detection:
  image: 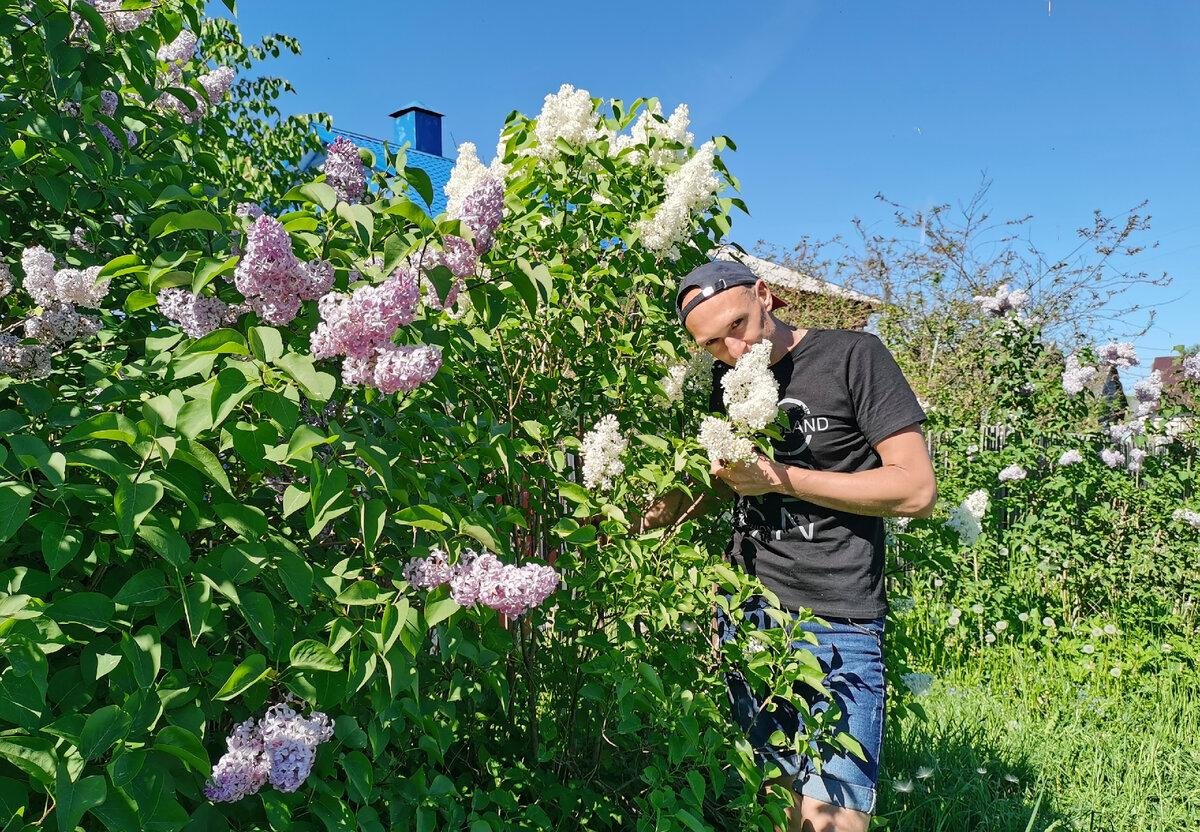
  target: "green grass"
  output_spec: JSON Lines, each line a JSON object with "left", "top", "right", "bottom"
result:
{"left": 875, "top": 645, "right": 1200, "bottom": 831}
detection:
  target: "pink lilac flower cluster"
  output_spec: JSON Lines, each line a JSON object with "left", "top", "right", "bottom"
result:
{"left": 321, "top": 137, "right": 366, "bottom": 204}
{"left": 0, "top": 264, "right": 12, "bottom": 298}
{"left": 157, "top": 29, "right": 197, "bottom": 63}
{"left": 1132, "top": 371, "right": 1163, "bottom": 418}
{"left": 82, "top": 0, "right": 153, "bottom": 33}
{"left": 402, "top": 547, "right": 454, "bottom": 589}
{"left": 1125, "top": 446, "right": 1148, "bottom": 474}
{"left": 407, "top": 249, "right": 464, "bottom": 311}
{"left": 157, "top": 288, "right": 238, "bottom": 338}
{"left": 369, "top": 344, "right": 442, "bottom": 394}
{"left": 0, "top": 336, "right": 51, "bottom": 379}
{"left": 1061, "top": 354, "right": 1097, "bottom": 396}
{"left": 235, "top": 202, "right": 264, "bottom": 219}
{"left": 1057, "top": 449, "right": 1083, "bottom": 466}
{"left": 1173, "top": 508, "right": 1200, "bottom": 530}
{"left": 233, "top": 216, "right": 333, "bottom": 324}
{"left": 199, "top": 66, "right": 236, "bottom": 105}
{"left": 1183, "top": 354, "right": 1200, "bottom": 383}
{"left": 10, "top": 246, "right": 111, "bottom": 375}
{"left": 309, "top": 268, "right": 442, "bottom": 392}
{"left": 403, "top": 548, "right": 559, "bottom": 618}
{"left": 99, "top": 90, "right": 118, "bottom": 117}
{"left": 1100, "top": 448, "right": 1125, "bottom": 468}
{"left": 1096, "top": 341, "right": 1139, "bottom": 369}
{"left": 455, "top": 177, "right": 505, "bottom": 254}
{"left": 204, "top": 703, "right": 333, "bottom": 803}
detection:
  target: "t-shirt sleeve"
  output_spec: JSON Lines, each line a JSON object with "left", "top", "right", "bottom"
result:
{"left": 846, "top": 333, "right": 927, "bottom": 447}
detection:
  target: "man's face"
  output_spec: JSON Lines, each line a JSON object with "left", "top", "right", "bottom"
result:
{"left": 681, "top": 280, "right": 773, "bottom": 366}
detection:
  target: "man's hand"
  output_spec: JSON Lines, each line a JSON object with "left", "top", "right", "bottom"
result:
{"left": 710, "top": 452, "right": 786, "bottom": 497}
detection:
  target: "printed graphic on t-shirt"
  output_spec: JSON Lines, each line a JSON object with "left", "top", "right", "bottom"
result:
{"left": 775, "top": 396, "right": 830, "bottom": 462}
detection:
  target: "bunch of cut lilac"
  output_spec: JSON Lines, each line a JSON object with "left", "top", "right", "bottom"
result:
{"left": 204, "top": 702, "right": 333, "bottom": 803}
{"left": 232, "top": 215, "right": 334, "bottom": 326}
{"left": 309, "top": 265, "right": 443, "bottom": 394}
{"left": 402, "top": 547, "right": 559, "bottom": 618}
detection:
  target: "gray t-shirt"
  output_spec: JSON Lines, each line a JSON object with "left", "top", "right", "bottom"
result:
{"left": 709, "top": 328, "right": 926, "bottom": 618}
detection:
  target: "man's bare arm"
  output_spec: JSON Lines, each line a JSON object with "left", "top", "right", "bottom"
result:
{"left": 632, "top": 477, "right": 735, "bottom": 532}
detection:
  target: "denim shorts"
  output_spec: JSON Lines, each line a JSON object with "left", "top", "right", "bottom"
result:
{"left": 715, "top": 595, "right": 886, "bottom": 815}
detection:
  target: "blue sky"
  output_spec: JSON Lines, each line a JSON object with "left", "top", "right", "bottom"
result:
{"left": 217, "top": 1, "right": 1198, "bottom": 380}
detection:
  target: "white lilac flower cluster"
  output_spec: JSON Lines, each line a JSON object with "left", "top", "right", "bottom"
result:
{"left": 1057, "top": 449, "right": 1083, "bottom": 466}
{"left": 321, "top": 137, "right": 366, "bottom": 204}
{"left": 719, "top": 340, "right": 778, "bottom": 431}
{"left": 444, "top": 142, "right": 509, "bottom": 217}
{"left": 402, "top": 547, "right": 559, "bottom": 618}
{"left": 233, "top": 215, "right": 334, "bottom": 325}
{"left": 1096, "top": 341, "right": 1139, "bottom": 369}
{"left": 661, "top": 348, "right": 715, "bottom": 404}
{"left": 529, "top": 83, "right": 604, "bottom": 159}
{"left": 204, "top": 702, "right": 334, "bottom": 803}
{"left": 696, "top": 341, "right": 779, "bottom": 466}
{"left": 696, "top": 416, "right": 755, "bottom": 466}
{"left": 901, "top": 672, "right": 933, "bottom": 697}
{"left": 580, "top": 414, "right": 628, "bottom": 492}
{"left": 7, "top": 246, "right": 111, "bottom": 376}
{"left": 156, "top": 288, "right": 239, "bottom": 339}
{"left": 997, "top": 464, "right": 1027, "bottom": 483}
{"left": 946, "top": 489, "right": 989, "bottom": 546}
{"left": 1173, "top": 508, "right": 1200, "bottom": 530}
{"left": 635, "top": 140, "right": 720, "bottom": 256}
{"left": 974, "top": 284, "right": 1030, "bottom": 317}
{"left": 1132, "top": 370, "right": 1163, "bottom": 418}
{"left": 1062, "top": 353, "right": 1098, "bottom": 396}
{"left": 611, "top": 101, "right": 694, "bottom": 166}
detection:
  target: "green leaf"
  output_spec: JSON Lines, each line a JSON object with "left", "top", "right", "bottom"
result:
{"left": 423, "top": 597, "right": 460, "bottom": 628}
{"left": 284, "top": 181, "right": 336, "bottom": 211}
{"left": 342, "top": 750, "right": 373, "bottom": 804}
{"left": 214, "top": 654, "right": 270, "bottom": 701}
{"left": 393, "top": 504, "right": 451, "bottom": 531}
{"left": 249, "top": 326, "right": 284, "bottom": 363}
{"left": 282, "top": 484, "right": 309, "bottom": 518}
{"left": 174, "top": 439, "right": 232, "bottom": 494}
{"left": 675, "top": 809, "right": 709, "bottom": 832}
{"left": 180, "top": 328, "right": 247, "bottom": 356}
{"left": 124, "top": 289, "right": 158, "bottom": 313}
{"left": 114, "top": 477, "right": 164, "bottom": 544}
{"left": 114, "top": 568, "right": 168, "bottom": 606}
{"left": 336, "top": 203, "right": 375, "bottom": 247}
{"left": 214, "top": 501, "right": 267, "bottom": 539}
{"left": 136, "top": 522, "right": 191, "bottom": 568}
{"left": 191, "top": 255, "right": 238, "bottom": 294}
{"left": 458, "top": 520, "right": 499, "bottom": 552}
{"left": 0, "top": 483, "right": 34, "bottom": 542}
{"left": 0, "top": 737, "right": 55, "bottom": 786}
{"left": 404, "top": 165, "right": 434, "bottom": 207}
{"left": 41, "top": 519, "right": 83, "bottom": 574}
{"left": 46, "top": 592, "right": 114, "bottom": 631}
{"left": 289, "top": 640, "right": 342, "bottom": 672}
{"left": 285, "top": 424, "right": 336, "bottom": 463}
{"left": 277, "top": 352, "right": 336, "bottom": 402}
{"left": 239, "top": 592, "right": 276, "bottom": 650}
{"left": 153, "top": 726, "right": 211, "bottom": 776}
{"left": 558, "top": 482, "right": 590, "bottom": 505}
{"left": 55, "top": 769, "right": 106, "bottom": 832}
{"left": 61, "top": 412, "right": 137, "bottom": 445}
{"left": 34, "top": 174, "right": 68, "bottom": 212}
{"left": 79, "top": 705, "right": 131, "bottom": 760}
{"left": 152, "top": 209, "right": 224, "bottom": 238}
{"left": 336, "top": 581, "right": 385, "bottom": 607}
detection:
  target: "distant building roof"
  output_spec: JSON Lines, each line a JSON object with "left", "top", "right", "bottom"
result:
{"left": 713, "top": 246, "right": 884, "bottom": 307}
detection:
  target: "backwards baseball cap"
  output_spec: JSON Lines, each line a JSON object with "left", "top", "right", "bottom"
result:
{"left": 675, "top": 259, "right": 789, "bottom": 326}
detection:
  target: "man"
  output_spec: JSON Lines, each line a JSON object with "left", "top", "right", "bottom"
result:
{"left": 637, "top": 259, "right": 936, "bottom": 832}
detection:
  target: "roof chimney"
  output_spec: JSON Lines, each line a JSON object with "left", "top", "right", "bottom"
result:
{"left": 389, "top": 101, "right": 444, "bottom": 157}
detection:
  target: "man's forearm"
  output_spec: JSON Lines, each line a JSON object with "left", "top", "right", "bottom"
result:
{"left": 776, "top": 463, "right": 934, "bottom": 518}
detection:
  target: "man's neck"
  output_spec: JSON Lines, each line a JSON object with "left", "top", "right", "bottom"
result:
{"left": 768, "top": 320, "right": 808, "bottom": 365}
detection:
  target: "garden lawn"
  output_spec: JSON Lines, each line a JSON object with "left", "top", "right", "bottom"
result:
{"left": 877, "top": 645, "right": 1200, "bottom": 832}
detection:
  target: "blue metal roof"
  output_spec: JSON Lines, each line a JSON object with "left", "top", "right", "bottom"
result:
{"left": 300, "top": 124, "right": 452, "bottom": 215}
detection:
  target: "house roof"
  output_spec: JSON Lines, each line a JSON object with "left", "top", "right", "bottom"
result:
{"left": 713, "top": 246, "right": 884, "bottom": 307}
